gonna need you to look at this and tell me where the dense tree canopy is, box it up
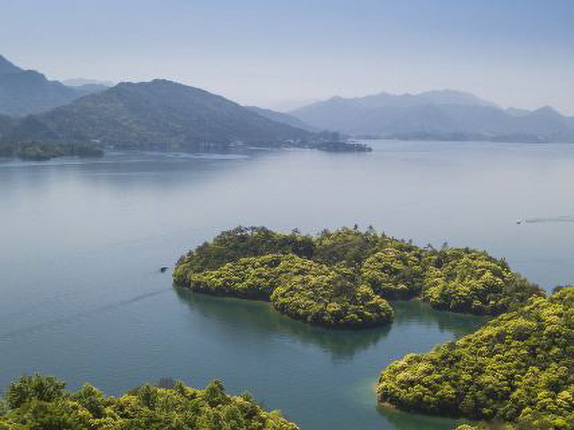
[361,245,426,300]
[422,249,542,315]
[175,226,541,318]
[311,226,390,266]
[455,419,568,430]
[174,227,315,282]
[378,289,574,430]
[0,375,299,430]
[187,253,323,299]
[187,253,394,328]
[270,262,393,328]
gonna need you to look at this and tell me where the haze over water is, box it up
[1,140,573,429]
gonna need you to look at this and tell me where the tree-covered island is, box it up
[0,141,104,161]
[174,226,542,329]
[379,288,574,430]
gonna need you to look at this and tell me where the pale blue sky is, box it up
[1,0,573,113]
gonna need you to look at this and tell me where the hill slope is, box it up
[6,79,310,150]
[0,55,22,75]
[378,288,574,428]
[291,90,574,142]
[0,55,84,117]
[246,106,317,131]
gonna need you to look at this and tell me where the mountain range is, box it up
[3,79,311,151]
[0,55,326,153]
[61,78,115,88]
[290,90,574,143]
[1,53,573,150]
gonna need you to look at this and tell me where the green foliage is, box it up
[188,253,394,328]
[378,289,574,429]
[188,254,321,299]
[422,249,542,315]
[175,227,315,283]
[6,374,66,409]
[176,227,541,319]
[0,141,104,161]
[361,245,425,299]
[175,226,390,283]
[271,263,394,328]
[312,226,388,266]
[456,413,574,430]
[0,375,299,430]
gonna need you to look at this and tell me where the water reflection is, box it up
[377,405,472,430]
[174,288,486,361]
[175,287,391,360]
[392,300,488,338]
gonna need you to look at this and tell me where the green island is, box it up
[0,374,298,430]
[379,288,574,430]
[173,226,542,328]
[0,141,104,161]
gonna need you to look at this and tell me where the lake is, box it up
[1,140,573,429]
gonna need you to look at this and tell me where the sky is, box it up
[1,0,573,114]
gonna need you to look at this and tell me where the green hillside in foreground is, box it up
[0,374,299,430]
[380,289,574,430]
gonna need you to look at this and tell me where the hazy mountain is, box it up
[62,78,115,87]
[69,84,110,97]
[246,106,316,131]
[505,107,531,117]
[0,114,14,135]
[290,90,574,142]
[334,89,497,110]
[62,78,113,97]
[0,55,22,75]
[0,55,88,117]
[265,98,322,112]
[6,79,310,150]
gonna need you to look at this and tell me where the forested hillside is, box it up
[5,80,310,151]
[0,55,86,117]
[0,374,299,430]
[380,289,574,430]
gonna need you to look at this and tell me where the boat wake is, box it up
[0,288,170,342]
[518,216,574,224]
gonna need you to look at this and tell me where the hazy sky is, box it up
[2,0,573,114]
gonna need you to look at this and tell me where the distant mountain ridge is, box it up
[0,55,106,117]
[4,79,311,151]
[290,90,574,143]
[245,106,317,131]
[4,52,571,147]
[62,78,115,87]
[322,89,497,110]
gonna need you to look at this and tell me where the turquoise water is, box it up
[1,141,573,429]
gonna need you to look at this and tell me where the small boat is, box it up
[160,266,169,273]
[516,219,522,225]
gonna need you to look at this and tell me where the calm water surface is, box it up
[1,141,573,429]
